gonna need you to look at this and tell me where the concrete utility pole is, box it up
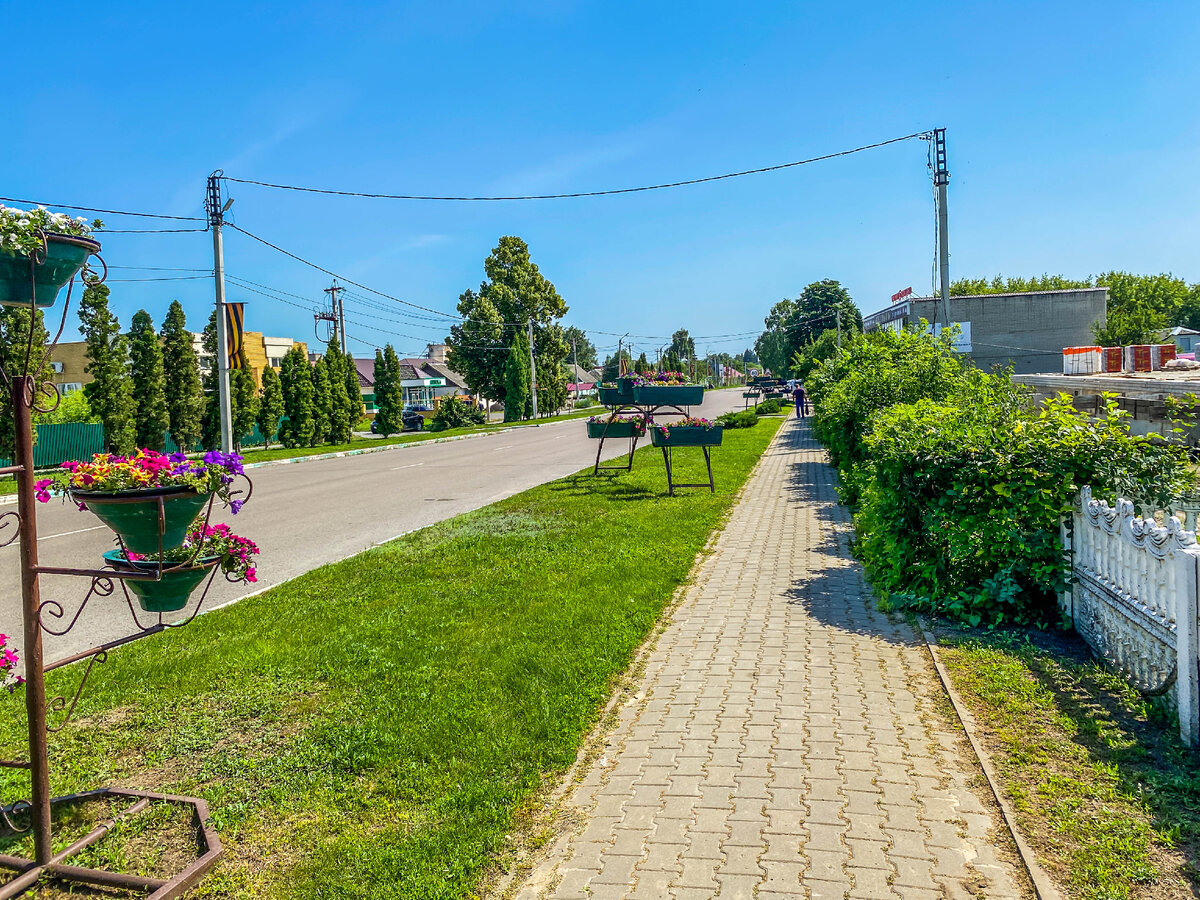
[324,281,346,351]
[934,128,951,328]
[206,172,234,454]
[572,339,579,404]
[528,320,538,419]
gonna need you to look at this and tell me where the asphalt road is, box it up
[2,390,749,661]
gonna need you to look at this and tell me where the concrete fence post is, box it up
[1179,554,1200,747]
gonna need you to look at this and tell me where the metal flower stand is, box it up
[589,395,717,494]
[0,238,244,898]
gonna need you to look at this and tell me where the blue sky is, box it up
[7,1,1198,361]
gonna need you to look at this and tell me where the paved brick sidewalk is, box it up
[513,418,1025,899]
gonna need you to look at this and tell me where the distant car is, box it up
[371,410,425,434]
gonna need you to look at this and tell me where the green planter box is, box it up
[73,487,212,555]
[598,386,634,406]
[765,391,783,400]
[587,420,644,439]
[742,392,760,399]
[0,234,100,308]
[104,550,220,612]
[632,385,705,406]
[616,376,638,393]
[650,425,723,447]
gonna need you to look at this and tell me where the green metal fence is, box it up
[0,423,276,470]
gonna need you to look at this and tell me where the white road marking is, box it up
[390,462,425,470]
[491,445,513,451]
[38,525,108,542]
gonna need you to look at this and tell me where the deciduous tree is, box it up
[446,236,569,407]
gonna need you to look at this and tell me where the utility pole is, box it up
[324,281,345,351]
[934,127,951,328]
[572,339,579,404]
[206,172,234,454]
[528,320,538,419]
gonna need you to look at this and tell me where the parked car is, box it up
[370,409,425,433]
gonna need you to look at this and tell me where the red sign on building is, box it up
[891,286,913,303]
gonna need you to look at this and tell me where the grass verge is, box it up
[934,628,1200,900]
[0,418,782,898]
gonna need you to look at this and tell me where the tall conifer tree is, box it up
[160,300,204,451]
[78,283,135,454]
[127,309,169,451]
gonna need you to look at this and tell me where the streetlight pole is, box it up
[528,320,538,419]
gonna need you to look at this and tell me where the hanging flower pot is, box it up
[73,487,212,554]
[598,385,634,406]
[0,206,102,308]
[38,449,249,554]
[586,417,646,439]
[633,384,705,406]
[650,421,723,447]
[103,550,219,612]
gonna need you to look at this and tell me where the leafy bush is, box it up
[755,399,781,415]
[573,397,596,409]
[715,410,759,429]
[809,327,1192,627]
[428,396,485,432]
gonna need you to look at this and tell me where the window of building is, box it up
[50,362,64,373]
[268,357,283,368]
[58,383,83,395]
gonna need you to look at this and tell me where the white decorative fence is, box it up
[1063,486,1200,746]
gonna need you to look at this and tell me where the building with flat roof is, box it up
[862,288,1108,375]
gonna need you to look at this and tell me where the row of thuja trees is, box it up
[806,326,1191,628]
[20,283,365,454]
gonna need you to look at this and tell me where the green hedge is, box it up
[808,328,1191,626]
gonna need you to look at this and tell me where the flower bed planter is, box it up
[742,391,760,399]
[765,391,783,400]
[72,487,212,554]
[0,234,100,308]
[632,384,704,406]
[616,376,638,393]
[103,550,219,612]
[598,385,633,406]
[650,425,723,447]
[587,420,644,439]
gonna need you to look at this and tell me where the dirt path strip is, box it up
[504,417,1033,899]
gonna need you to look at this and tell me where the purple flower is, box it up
[229,499,244,515]
[168,452,188,463]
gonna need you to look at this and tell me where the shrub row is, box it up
[807,328,1191,627]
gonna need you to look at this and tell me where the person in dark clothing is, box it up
[792,385,807,418]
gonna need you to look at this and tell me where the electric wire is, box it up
[222,132,929,202]
[0,196,205,221]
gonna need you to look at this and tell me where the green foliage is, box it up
[503,329,531,422]
[669,328,695,361]
[320,345,353,445]
[199,309,221,451]
[810,328,1192,626]
[633,352,650,374]
[429,396,485,432]
[0,307,50,456]
[78,283,135,454]
[754,399,781,415]
[160,300,204,451]
[255,365,285,449]
[755,280,859,375]
[279,345,314,448]
[310,356,333,446]
[715,409,759,429]
[36,390,97,425]
[231,369,259,451]
[562,325,597,369]
[447,236,569,406]
[789,327,843,385]
[374,345,404,438]
[127,309,169,451]
[951,272,1200,346]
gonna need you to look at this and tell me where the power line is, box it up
[0,196,205,221]
[227,223,462,319]
[222,132,929,202]
[98,227,208,234]
[105,275,211,282]
[107,265,213,272]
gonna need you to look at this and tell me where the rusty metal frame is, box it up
[0,238,230,898]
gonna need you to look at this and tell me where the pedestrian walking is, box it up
[793,384,807,418]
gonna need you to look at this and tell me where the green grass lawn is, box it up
[0,418,782,898]
[936,630,1200,900]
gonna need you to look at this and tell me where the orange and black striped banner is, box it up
[225,302,245,369]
